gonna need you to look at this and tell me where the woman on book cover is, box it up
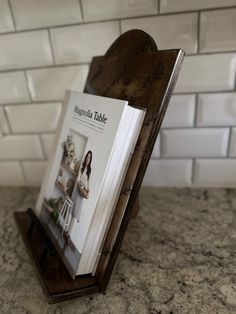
[71,150,92,223]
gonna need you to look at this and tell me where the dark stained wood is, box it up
[15,211,99,303]
[86,30,184,291]
[130,198,140,218]
[14,29,184,303]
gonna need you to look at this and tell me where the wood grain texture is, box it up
[15,29,184,303]
[15,211,99,303]
[85,30,184,290]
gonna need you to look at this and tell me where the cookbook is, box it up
[36,91,145,278]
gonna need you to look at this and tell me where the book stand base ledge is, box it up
[15,209,100,304]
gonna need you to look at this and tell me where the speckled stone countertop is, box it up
[0,187,236,313]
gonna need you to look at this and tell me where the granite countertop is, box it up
[0,187,236,314]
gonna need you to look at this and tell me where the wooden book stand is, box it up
[15,30,184,303]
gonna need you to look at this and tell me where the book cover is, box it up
[36,91,143,278]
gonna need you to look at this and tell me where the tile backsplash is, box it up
[0,30,53,70]
[175,54,236,92]
[121,13,198,53]
[10,0,83,30]
[0,0,236,187]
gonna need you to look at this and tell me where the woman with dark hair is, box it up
[72,150,92,223]
[79,150,92,197]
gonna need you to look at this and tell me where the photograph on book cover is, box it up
[40,129,91,274]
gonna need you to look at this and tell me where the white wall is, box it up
[0,0,236,187]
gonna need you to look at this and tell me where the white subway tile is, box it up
[0,31,53,70]
[162,95,195,127]
[229,128,236,157]
[194,159,236,187]
[82,0,157,21]
[0,71,30,104]
[10,0,82,30]
[0,0,14,33]
[160,0,236,13]
[0,135,44,160]
[0,107,10,134]
[22,161,47,186]
[200,9,236,53]
[27,65,89,101]
[143,159,192,186]
[162,128,229,158]
[51,22,119,64]
[151,135,161,158]
[0,162,25,186]
[197,93,236,126]
[122,13,197,54]
[41,134,55,159]
[175,54,236,93]
[5,103,61,133]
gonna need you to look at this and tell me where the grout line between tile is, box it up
[0,106,11,135]
[2,106,12,134]
[149,5,236,16]
[38,134,47,159]
[47,29,56,66]
[227,126,233,157]
[0,18,121,35]
[0,100,62,107]
[0,125,233,138]
[0,62,90,74]
[1,91,236,107]
[197,11,200,54]
[0,130,56,136]
[78,0,85,21]
[150,156,236,161]
[174,89,236,96]
[1,156,236,163]
[161,126,234,131]
[158,132,162,158]
[160,129,164,158]
[235,66,236,90]
[191,158,196,184]
[19,160,27,184]
[7,0,16,31]
[157,0,160,14]
[186,50,236,56]
[118,20,122,35]
[0,158,47,162]
[23,70,33,102]
[193,94,198,127]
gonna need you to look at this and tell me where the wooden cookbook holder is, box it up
[15,30,184,303]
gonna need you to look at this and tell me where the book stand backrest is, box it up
[84,30,184,290]
[14,29,184,303]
